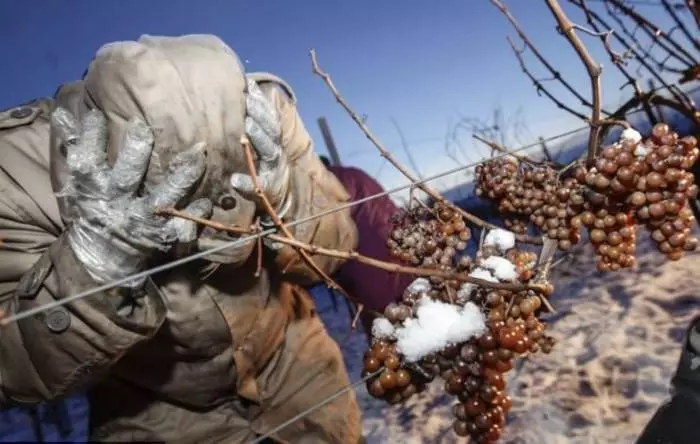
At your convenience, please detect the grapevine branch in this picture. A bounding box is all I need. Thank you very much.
[505,36,589,122]
[546,0,604,165]
[605,0,699,65]
[572,0,658,126]
[661,0,700,53]
[494,0,631,165]
[596,0,700,109]
[239,137,368,325]
[159,206,549,294]
[472,133,554,166]
[490,0,612,115]
[689,0,700,28]
[309,49,543,245]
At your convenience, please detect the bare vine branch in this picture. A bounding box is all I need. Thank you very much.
[545,0,605,164]
[573,0,658,126]
[490,0,611,115]
[160,206,546,294]
[309,48,543,245]
[241,137,367,319]
[661,0,700,53]
[605,0,699,64]
[505,36,589,121]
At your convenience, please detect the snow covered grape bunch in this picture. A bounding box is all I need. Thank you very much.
[363,202,555,443]
[475,124,699,271]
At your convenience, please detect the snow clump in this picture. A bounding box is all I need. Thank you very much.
[483,228,515,253]
[395,297,487,362]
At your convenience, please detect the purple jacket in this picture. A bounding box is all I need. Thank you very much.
[327,165,414,312]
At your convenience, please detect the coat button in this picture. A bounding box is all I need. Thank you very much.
[45,308,71,333]
[10,107,33,119]
[219,194,237,210]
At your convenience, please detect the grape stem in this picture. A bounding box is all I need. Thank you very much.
[472,134,554,167]
[242,137,368,319]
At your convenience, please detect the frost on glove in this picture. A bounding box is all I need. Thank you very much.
[52,108,212,287]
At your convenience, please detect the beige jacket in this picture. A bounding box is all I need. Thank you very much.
[0,35,361,443]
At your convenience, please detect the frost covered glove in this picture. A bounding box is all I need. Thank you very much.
[52,108,212,287]
[230,78,291,218]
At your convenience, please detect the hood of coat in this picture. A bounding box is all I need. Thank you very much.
[50,34,256,264]
[51,34,248,205]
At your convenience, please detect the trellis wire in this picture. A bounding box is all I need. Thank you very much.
[0,123,614,326]
[1,124,592,326]
[248,368,384,444]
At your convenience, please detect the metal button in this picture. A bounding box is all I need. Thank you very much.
[219,194,237,210]
[45,308,71,333]
[10,107,32,119]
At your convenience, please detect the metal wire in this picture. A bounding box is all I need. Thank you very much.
[248,368,384,444]
[0,124,590,326]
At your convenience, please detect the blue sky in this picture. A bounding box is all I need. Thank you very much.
[0,0,685,200]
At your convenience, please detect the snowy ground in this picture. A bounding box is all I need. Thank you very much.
[311,232,700,444]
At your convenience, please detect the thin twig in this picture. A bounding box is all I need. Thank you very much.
[576,0,658,127]
[600,0,698,109]
[164,206,544,293]
[570,0,698,124]
[606,0,699,63]
[254,217,263,277]
[309,48,543,245]
[490,0,612,115]
[351,305,364,329]
[240,137,366,320]
[661,0,700,51]
[473,133,548,166]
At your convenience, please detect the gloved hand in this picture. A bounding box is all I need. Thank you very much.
[51,108,212,287]
[230,78,291,217]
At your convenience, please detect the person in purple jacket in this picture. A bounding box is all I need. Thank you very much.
[319,156,414,337]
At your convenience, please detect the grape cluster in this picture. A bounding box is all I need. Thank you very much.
[365,203,556,442]
[476,161,582,251]
[363,340,426,404]
[476,124,699,270]
[387,202,472,287]
[629,125,699,260]
[574,208,636,271]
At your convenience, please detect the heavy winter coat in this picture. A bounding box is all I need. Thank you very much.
[0,35,361,443]
[326,165,413,313]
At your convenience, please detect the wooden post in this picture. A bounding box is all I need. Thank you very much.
[648,79,666,122]
[539,136,553,162]
[317,117,342,166]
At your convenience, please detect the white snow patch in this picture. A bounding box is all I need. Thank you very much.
[406,277,431,294]
[503,155,520,165]
[634,143,649,158]
[372,317,396,340]
[458,267,499,298]
[481,256,518,281]
[470,267,498,282]
[395,298,487,362]
[620,128,642,144]
[484,228,515,253]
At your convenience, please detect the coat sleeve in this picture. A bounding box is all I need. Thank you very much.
[0,101,167,406]
[250,73,359,285]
